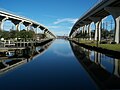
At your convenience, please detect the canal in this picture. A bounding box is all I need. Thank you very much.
[0,39,120,90]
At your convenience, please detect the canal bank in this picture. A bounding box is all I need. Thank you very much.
[71,40,120,59]
[70,41,120,89]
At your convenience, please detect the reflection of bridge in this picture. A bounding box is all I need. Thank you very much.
[70,41,120,89]
[70,0,120,43]
[0,40,53,75]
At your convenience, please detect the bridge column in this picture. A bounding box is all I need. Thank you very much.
[89,17,102,41]
[44,29,48,38]
[28,23,33,31]
[12,20,21,31]
[84,25,87,34]
[81,26,84,34]
[0,17,8,31]
[86,25,89,40]
[23,22,32,31]
[88,24,92,40]
[82,21,92,40]
[95,21,101,41]
[36,25,40,34]
[18,21,24,31]
[105,7,120,43]
[82,26,85,40]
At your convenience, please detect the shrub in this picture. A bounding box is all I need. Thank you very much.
[100,41,108,44]
[111,42,116,44]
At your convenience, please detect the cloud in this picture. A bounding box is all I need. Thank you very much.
[53,18,78,24]
[68,26,73,29]
[47,25,61,29]
[49,30,69,36]
[43,15,58,18]
[53,50,74,57]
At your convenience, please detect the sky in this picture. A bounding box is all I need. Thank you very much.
[0,0,102,36]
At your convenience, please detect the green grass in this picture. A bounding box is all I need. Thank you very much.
[98,44,120,51]
[77,39,120,51]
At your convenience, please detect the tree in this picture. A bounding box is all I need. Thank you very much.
[9,30,18,39]
[101,29,110,39]
[27,30,35,38]
[18,29,27,39]
[0,29,36,41]
[91,30,95,38]
[109,30,114,39]
[18,29,36,41]
[1,31,10,39]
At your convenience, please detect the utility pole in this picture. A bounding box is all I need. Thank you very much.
[106,21,108,31]
[110,19,113,30]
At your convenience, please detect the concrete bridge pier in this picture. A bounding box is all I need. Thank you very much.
[95,21,101,41]
[81,26,84,34]
[44,29,48,37]
[32,24,39,35]
[12,20,21,31]
[89,17,102,41]
[36,25,41,34]
[84,25,86,34]
[105,7,120,43]
[88,24,92,40]
[85,25,89,40]
[23,22,32,31]
[86,25,89,35]
[0,17,8,31]
[86,24,91,40]
[83,21,91,40]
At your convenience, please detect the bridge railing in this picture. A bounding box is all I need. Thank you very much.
[0,8,41,25]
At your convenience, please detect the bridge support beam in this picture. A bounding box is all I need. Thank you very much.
[89,17,102,41]
[105,7,120,43]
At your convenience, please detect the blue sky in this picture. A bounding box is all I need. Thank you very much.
[0,0,101,36]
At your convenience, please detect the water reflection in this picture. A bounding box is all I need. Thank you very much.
[0,39,99,90]
[0,40,53,75]
[70,41,120,89]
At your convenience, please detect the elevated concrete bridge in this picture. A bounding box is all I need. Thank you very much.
[0,8,56,38]
[69,0,120,43]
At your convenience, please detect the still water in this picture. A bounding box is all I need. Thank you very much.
[0,39,119,90]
